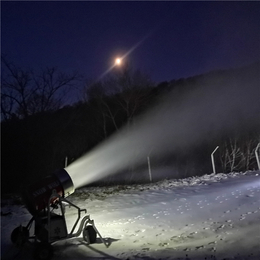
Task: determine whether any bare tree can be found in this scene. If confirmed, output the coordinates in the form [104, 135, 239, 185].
[239, 135, 260, 171]
[1, 57, 79, 120]
[220, 135, 260, 172]
[1, 91, 16, 121]
[220, 138, 243, 172]
[30, 67, 78, 114]
[82, 65, 154, 137]
[1, 58, 33, 118]
[83, 79, 106, 101]
[108, 64, 154, 127]
[83, 80, 120, 137]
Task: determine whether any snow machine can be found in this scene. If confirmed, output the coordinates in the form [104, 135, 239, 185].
[11, 169, 108, 260]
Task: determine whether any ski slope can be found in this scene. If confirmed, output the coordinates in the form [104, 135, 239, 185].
[1, 171, 260, 260]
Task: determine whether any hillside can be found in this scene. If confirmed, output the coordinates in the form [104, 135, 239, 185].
[1, 62, 260, 193]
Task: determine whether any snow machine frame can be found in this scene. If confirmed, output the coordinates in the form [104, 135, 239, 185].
[11, 190, 109, 260]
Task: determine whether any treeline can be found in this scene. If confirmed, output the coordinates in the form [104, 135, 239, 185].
[1, 62, 260, 193]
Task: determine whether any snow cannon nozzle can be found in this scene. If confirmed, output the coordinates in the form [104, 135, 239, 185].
[53, 168, 75, 197]
[22, 168, 74, 215]
[13, 169, 108, 256]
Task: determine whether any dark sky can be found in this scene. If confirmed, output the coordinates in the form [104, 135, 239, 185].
[2, 1, 260, 83]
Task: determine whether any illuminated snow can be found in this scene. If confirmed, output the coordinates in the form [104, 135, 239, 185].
[1, 171, 260, 260]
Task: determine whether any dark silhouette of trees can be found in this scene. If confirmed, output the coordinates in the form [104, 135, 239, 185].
[110, 64, 154, 125]
[1, 57, 79, 120]
[1, 61, 260, 193]
[82, 64, 155, 137]
[1, 58, 32, 119]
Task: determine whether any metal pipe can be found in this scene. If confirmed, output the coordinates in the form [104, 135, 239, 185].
[211, 146, 219, 174]
[255, 143, 260, 170]
[147, 156, 152, 182]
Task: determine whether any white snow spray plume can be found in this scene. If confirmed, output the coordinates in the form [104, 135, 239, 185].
[66, 64, 260, 189]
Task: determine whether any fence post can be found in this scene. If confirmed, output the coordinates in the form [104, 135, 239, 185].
[211, 146, 219, 174]
[147, 156, 152, 182]
[255, 143, 260, 170]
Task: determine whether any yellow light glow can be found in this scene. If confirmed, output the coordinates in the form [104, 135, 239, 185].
[115, 58, 121, 65]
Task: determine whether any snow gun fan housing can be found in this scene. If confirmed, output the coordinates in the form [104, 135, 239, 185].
[22, 168, 75, 215]
[11, 168, 108, 260]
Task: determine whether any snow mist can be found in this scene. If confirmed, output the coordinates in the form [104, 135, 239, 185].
[65, 64, 260, 189]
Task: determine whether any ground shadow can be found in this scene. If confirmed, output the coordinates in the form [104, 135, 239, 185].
[1, 237, 120, 260]
[53, 236, 121, 259]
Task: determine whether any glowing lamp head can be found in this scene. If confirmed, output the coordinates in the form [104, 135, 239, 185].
[115, 58, 122, 66]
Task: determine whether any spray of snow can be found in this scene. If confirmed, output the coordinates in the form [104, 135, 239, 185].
[66, 65, 260, 188]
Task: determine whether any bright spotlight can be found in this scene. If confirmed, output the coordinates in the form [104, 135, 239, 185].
[97, 32, 151, 81]
[115, 58, 122, 66]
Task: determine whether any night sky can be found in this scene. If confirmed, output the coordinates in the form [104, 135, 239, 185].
[2, 1, 260, 83]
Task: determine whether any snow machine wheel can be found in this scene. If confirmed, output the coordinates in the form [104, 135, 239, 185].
[11, 226, 29, 247]
[83, 225, 97, 244]
[33, 242, 53, 260]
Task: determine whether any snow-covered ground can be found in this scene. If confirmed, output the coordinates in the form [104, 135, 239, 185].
[1, 171, 260, 260]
